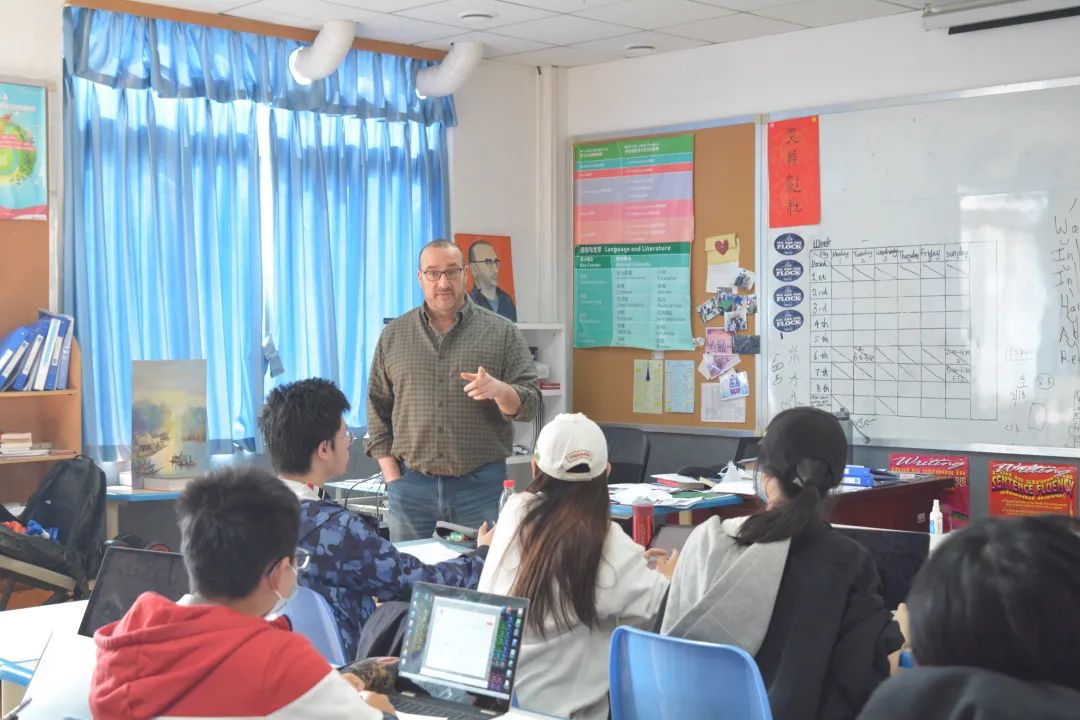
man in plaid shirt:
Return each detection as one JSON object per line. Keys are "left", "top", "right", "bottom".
{"left": 366, "top": 239, "right": 540, "bottom": 541}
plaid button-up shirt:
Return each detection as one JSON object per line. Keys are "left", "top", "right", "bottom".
{"left": 365, "top": 298, "right": 540, "bottom": 476}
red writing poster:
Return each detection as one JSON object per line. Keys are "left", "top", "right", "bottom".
{"left": 768, "top": 116, "right": 820, "bottom": 228}
{"left": 889, "top": 453, "right": 970, "bottom": 530}
{"left": 988, "top": 461, "right": 1077, "bottom": 518}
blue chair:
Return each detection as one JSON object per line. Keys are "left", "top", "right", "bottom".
{"left": 609, "top": 626, "right": 772, "bottom": 720}
{"left": 282, "top": 587, "right": 349, "bottom": 666}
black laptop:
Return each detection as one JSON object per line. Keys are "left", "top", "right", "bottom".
{"left": 77, "top": 546, "right": 189, "bottom": 637}
{"left": 390, "top": 581, "right": 529, "bottom": 719}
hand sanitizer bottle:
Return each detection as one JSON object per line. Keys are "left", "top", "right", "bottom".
{"left": 928, "top": 499, "right": 944, "bottom": 551}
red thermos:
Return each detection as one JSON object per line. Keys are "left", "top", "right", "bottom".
{"left": 632, "top": 500, "right": 653, "bottom": 547}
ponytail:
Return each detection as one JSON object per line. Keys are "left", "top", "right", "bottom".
{"left": 735, "top": 457, "right": 834, "bottom": 546}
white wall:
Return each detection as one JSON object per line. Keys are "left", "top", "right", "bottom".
{"left": 565, "top": 12, "right": 1080, "bottom": 137}
{"left": 449, "top": 60, "right": 541, "bottom": 321}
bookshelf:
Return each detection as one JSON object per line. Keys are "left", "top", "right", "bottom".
{"left": 0, "top": 215, "right": 83, "bottom": 504}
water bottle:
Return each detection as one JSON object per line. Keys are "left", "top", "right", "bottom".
{"left": 498, "top": 479, "right": 515, "bottom": 513}
{"left": 632, "top": 500, "right": 654, "bottom": 548}
{"left": 928, "top": 498, "right": 944, "bottom": 552}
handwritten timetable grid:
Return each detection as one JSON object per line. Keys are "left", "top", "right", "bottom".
{"left": 807, "top": 242, "right": 997, "bottom": 420}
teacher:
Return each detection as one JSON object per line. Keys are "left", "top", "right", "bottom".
{"left": 366, "top": 239, "right": 540, "bottom": 541}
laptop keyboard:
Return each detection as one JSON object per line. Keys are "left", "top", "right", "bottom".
{"left": 389, "top": 694, "right": 495, "bottom": 720}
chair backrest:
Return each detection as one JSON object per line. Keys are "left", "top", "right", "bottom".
{"left": 609, "top": 626, "right": 772, "bottom": 720}
{"left": 602, "top": 426, "right": 650, "bottom": 484}
{"left": 282, "top": 586, "right": 349, "bottom": 666}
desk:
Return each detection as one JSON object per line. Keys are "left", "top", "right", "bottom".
{"left": 0, "top": 599, "right": 87, "bottom": 713}
{"left": 701, "top": 475, "right": 955, "bottom": 532}
{"left": 609, "top": 493, "right": 743, "bottom": 522}
{"left": 105, "top": 486, "right": 182, "bottom": 538}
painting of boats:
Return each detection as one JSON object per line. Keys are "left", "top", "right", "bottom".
{"left": 131, "top": 360, "right": 207, "bottom": 490}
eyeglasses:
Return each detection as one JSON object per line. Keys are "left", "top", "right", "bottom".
{"left": 293, "top": 548, "right": 311, "bottom": 571}
{"left": 421, "top": 268, "right": 465, "bottom": 282}
{"left": 342, "top": 430, "right": 355, "bottom": 444}
{"left": 471, "top": 258, "right": 500, "bottom": 268}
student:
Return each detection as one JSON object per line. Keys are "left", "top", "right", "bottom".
{"left": 259, "top": 377, "right": 491, "bottom": 660}
{"left": 90, "top": 467, "right": 395, "bottom": 719}
{"left": 478, "top": 413, "right": 673, "bottom": 720}
{"left": 661, "top": 406, "right": 901, "bottom": 720}
{"left": 858, "top": 515, "right": 1080, "bottom": 720}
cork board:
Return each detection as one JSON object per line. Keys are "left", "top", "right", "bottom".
{"left": 572, "top": 122, "right": 758, "bottom": 431}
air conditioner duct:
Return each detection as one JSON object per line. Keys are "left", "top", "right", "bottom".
{"left": 923, "top": 0, "right": 1080, "bottom": 33}
{"left": 289, "top": 20, "right": 357, "bottom": 85}
{"left": 415, "top": 42, "right": 484, "bottom": 98}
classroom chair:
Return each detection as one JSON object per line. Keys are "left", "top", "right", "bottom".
{"left": 281, "top": 587, "right": 349, "bottom": 666}
{"left": 609, "top": 626, "right": 772, "bottom": 720}
{"left": 602, "top": 426, "right": 650, "bottom": 484}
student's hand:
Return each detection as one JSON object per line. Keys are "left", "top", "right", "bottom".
{"left": 361, "top": 691, "right": 396, "bottom": 716}
{"left": 894, "top": 602, "right": 911, "bottom": 645}
{"left": 477, "top": 521, "right": 495, "bottom": 547}
{"left": 341, "top": 673, "right": 366, "bottom": 692}
{"left": 653, "top": 549, "right": 679, "bottom": 579}
{"left": 642, "top": 548, "right": 668, "bottom": 569}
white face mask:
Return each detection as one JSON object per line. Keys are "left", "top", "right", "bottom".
{"left": 265, "top": 562, "right": 298, "bottom": 618}
{"left": 753, "top": 467, "right": 770, "bottom": 504}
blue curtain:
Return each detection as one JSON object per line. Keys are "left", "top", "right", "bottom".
{"left": 62, "top": 6, "right": 455, "bottom": 454}
{"left": 265, "top": 109, "right": 450, "bottom": 427}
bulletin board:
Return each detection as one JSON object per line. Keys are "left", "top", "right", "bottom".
{"left": 572, "top": 122, "right": 758, "bottom": 431}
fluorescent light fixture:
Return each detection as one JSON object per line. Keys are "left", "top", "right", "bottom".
{"left": 923, "top": 0, "right": 1080, "bottom": 31}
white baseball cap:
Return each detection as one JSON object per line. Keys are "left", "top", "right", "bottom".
{"left": 533, "top": 413, "right": 609, "bottom": 482}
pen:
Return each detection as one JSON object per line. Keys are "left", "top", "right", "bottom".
{"left": 1, "top": 696, "right": 31, "bottom": 720}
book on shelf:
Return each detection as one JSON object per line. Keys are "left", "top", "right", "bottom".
{"left": 37, "top": 309, "right": 74, "bottom": 391}
{"left": 9, "top": 319, "right": 49, "bottom": 391}
{"left": 0, "top": 326, "right": 32, "bottom": 389}
{"left": 0, "top": 432, "right": 33, "bottom": 443}
{"left": 0, "top": 313, "right": 75, "bottom": 391}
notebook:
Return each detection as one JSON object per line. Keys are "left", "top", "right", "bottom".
{"left": 77, "top": 546, "right": 190, "bottom": 637}
{"left": 391, "top": 582, "right": 530, "bottom": 719}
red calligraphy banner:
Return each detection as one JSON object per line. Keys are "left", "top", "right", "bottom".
{"left": 768, "top": 116, "right": 820, "bottom": 228}
{"left": 988, "top": 461, "right": 1077, "bottom": 518}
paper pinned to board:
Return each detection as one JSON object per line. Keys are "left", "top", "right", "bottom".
{"left": 706, "top": 262, "right": 741, "bottom": 292}
{"left": 702, "top": 387, "right": 747, "bottom": 423}
{"left": 706, "top": 233, "right": 740, "bottom": 265}
{"left": 697, "top": 353, "right": 740, "bottom": 380}
{"left": 633, "top": 359, "right": 664, "bottom": 414}
{"left": 664, "top": 360, "right": 695, "bottom": 413}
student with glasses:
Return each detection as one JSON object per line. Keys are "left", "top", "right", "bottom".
{"left": 90, "top": 467, "right": 397, "bottom": 719}
{"left": 259, "top": 378, "right": 491, "bottom": 661}
{"left": 468, "top": 240, "right": 517, "bottom": 321}
{"left": 366, "top": 239, "right": 540, "bottom": 542}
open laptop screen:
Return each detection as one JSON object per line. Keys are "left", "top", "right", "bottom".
{"left": 399, "top": 582, "right": 529, "bottom": 702}
{"left": 833, "top": 525, "right": 929, "bottom": 610}
{"left": 78, "top": 546, "right": 189, "bottom": 637}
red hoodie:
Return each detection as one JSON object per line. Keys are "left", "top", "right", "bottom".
{"left": 90, "top": 592, "right": 382, "bottom": 720}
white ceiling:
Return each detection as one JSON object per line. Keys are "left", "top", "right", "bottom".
{"left": 167, "top": 0, "right": 924, "bottom": 67}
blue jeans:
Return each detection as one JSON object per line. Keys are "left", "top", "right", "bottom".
{"left": 387, "top": 461, "right": 507, "bottom": 542}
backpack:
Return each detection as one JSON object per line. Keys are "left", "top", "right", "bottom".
{"left": 0, "top": 455, "right": 107, "bottom": 596}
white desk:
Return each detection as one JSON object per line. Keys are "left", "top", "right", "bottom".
{"left": 0, "top": 600, "right": 87, "bottom": 713}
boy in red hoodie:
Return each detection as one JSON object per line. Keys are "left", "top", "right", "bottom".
{"left": 90, "top": 467, "right": 397, "bottom": 719}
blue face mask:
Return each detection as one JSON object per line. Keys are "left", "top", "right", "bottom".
{"left": 753, "top": 467, "right": 769, "bottom": 503}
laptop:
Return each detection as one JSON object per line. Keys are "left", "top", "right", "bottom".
{"left": 390, "top": 582, "right": 529, "bottom": 720}
{"left": 77, "top": 546, "right": 189, "bottom": 637}
{"left": 9, "top": 632, "right": 96, "bottom": 720}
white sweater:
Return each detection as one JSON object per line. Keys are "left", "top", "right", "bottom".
{"left": 478, "top": 493, "right": 669, "bottom": 720}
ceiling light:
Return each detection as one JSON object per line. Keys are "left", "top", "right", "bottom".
{"left": 289, "top": 20, "right": 356, "bottom": 85}
{"left": 625, "top": 43, "right": 657, "bottom": 54}
{"left": 459, "top": 10, "right": 496, "bottom": 22}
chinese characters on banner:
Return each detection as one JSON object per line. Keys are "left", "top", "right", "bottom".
{"left": 888, "top": 453, "right": 970, "bottom": 530}
{"left": 574, "top": 135, "right": 694, "bottom": 350}
{"left": 988, "top": 461, "right": 1077, "bottom": 518}
{"left": 767, "top": 116, "right": 820, "bottom": 228}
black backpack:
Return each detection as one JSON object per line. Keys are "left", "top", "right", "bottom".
{"left": 0, "top": 455, "right": 106, "bottom": 596}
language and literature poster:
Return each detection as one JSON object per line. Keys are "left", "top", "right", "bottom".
{"left": 988, "top": 461, "right": 1077, "bottom": 518}
{"left": 574, "top": 135, "right": 694, "bottom": 350}
{"left": 0, "top": 81, "right": 47, "bottom": 220}
{"left": 889, "top": 453, "right": 970, "bottom": 530}
{"left": 767, "top": 116, "right": 819, "bottom": 228}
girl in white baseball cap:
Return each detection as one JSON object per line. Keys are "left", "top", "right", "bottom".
{"left": 478, "top": 412, "right": 673, "bottom": 720}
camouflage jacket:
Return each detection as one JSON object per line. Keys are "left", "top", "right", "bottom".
{"left": 297, "top": 498, "right": 487, "bottom": 659}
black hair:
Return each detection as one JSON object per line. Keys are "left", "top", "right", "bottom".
{"left": 419, "top": 238, "right": 464, "bottom": 268}
{"left": 177, "top": 466, "right": 300, "bottom": 599}
{"left": 736, "top": 406, "right": 847, "bottom": 546}
{"left": 907, "top": 515, "right": 1080, "bottom": 691}
{"left": 258, "top": 378, "right": 350, "bottom": 475}
{"left": 467, "top": 241, "right": 494, "bottom": 263}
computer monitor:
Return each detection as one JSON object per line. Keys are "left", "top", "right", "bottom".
{"left": 399, "top": 582, "right": 529, "bottom": 703}
{"left": 78, "top": 546, "right": 189, "bottom": 637}
{"left": 833, "top": 525, "right": 930, "bottom": 610}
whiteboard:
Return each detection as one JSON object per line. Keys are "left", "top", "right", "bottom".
{"left": 764, "top": 82, "right": 1080, "bottom": 453}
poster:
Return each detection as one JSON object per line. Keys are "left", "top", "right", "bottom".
{"left": 574, "top": 135, "right": 694, "bottom": 350}
{"left": 663, "top": 359, "right": 695, "bottom": 413}
{"left": 988, "top": 461, "right": 1077, "bottom": 518}
{"left": 454, "top": 233, "right": 517, "bottom": 322}
{"left": 132, "top": 360, "right": 207, "bottom": 490}
{"left": 0, "top": 81, "right": 47, "bottom": 220}
{"left": 889, "top": 453, "right": 970, "bottom": 530}
{"left": 632, "top": 359, "right": 664, "bottom": 414}
{"left": 702, "top": 387, "right": 746, "bottom": 423}
{"left": 767, "top": 116, "right": 820, "bottom": 228}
